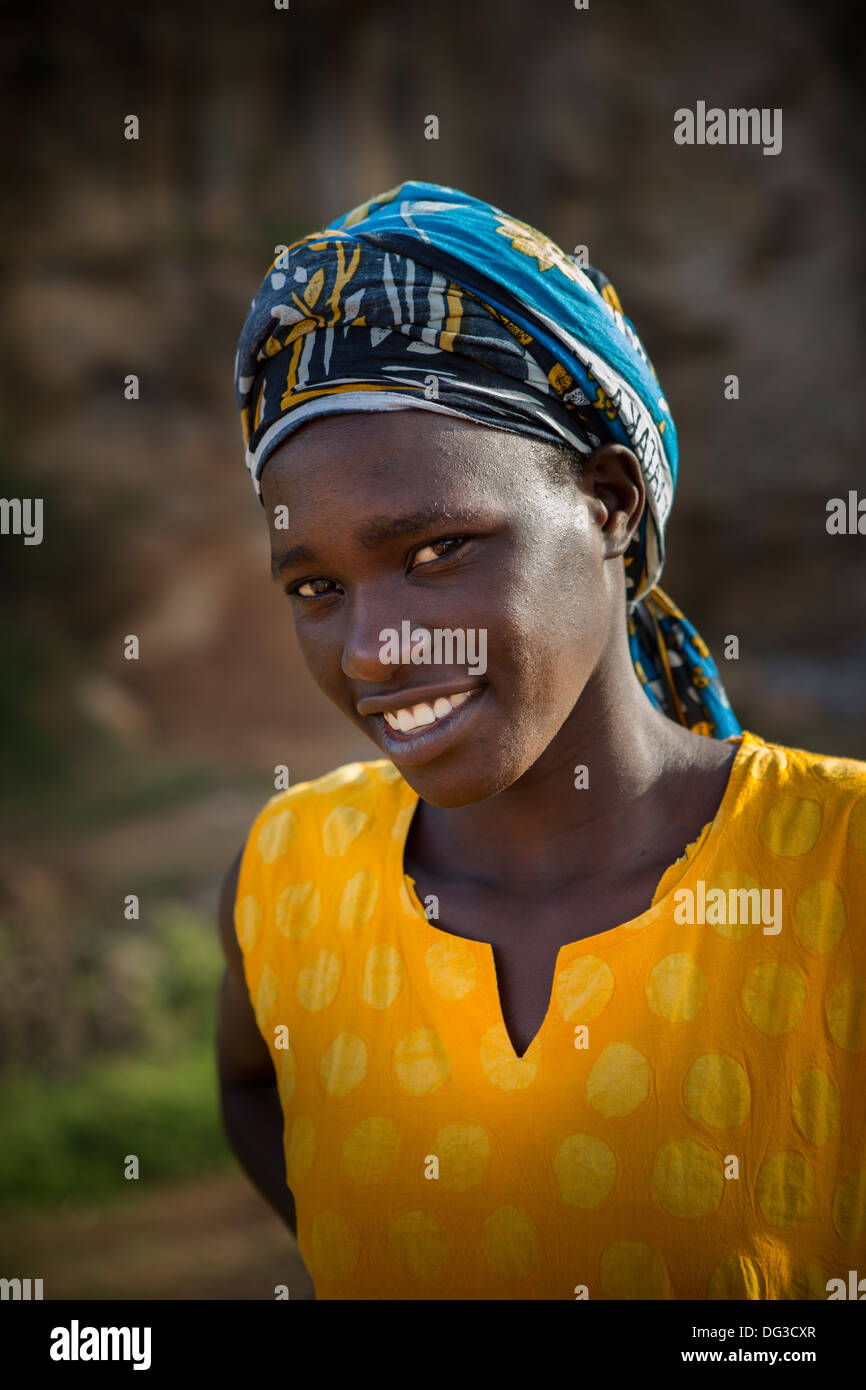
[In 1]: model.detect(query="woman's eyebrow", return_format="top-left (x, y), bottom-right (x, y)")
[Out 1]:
top-left (355, 507), bottom-right (463, 548)
top-left (271, 543), bottom-right (317, 581)
top-left (271, 507), bottom-right (468, 579)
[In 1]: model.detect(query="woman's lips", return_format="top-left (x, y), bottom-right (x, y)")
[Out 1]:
top-left (383, 688), bottom-right (472, 733)
top-left (373, 686), bottom-right (487, 765)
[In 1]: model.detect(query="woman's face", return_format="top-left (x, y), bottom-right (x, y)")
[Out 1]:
top-left (261, 409), bottom-right (640, 807)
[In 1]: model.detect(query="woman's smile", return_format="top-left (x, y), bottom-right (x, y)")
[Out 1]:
top-left (364, 683), bottom-right (487, 765)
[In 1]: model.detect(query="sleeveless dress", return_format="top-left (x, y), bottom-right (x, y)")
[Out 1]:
top-left (233, 730), bottom-right (866, 1300)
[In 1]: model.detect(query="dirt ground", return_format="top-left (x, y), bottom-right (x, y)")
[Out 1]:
top-left (0, 1173), bottom-right (316, 1301)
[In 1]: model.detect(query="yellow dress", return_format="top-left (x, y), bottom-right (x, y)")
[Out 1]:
top-left (233, 730), bottom-right (866, 1300)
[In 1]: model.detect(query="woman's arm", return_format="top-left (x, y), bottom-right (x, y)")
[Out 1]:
top-left (216, 845), bottom-right (298, 1238)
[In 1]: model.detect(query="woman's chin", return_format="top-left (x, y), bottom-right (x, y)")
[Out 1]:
top-left (398, 757), bottom-right (525, 808)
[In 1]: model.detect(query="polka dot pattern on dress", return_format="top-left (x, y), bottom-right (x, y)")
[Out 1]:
top-left (229, 735), bottom-right (866, 1299)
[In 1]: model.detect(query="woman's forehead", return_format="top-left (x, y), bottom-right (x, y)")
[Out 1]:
top-left (266, 408), bottom-right (509, 460)
top-left (261, 410), bottom-right (549, 500)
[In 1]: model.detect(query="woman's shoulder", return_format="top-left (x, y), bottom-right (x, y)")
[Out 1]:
top-left (736, 730), bottom-right (866, 861)
top-left (241, 757), bottom-right (412, 866)
top-left (741, 729), bottom-right (866, 800)
top-left (233, 759), bottom-right (414, 957)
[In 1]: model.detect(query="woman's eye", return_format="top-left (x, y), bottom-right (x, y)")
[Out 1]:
top-left (294, 578), bottom-right (336, 598)
top-left (289, 540), bottom-right (466, 596)
top-left (411, 537), bottom-right (465, 568)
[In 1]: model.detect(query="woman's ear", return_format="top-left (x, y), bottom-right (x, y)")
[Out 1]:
top-left (580, 444), bottom-right (645, 558)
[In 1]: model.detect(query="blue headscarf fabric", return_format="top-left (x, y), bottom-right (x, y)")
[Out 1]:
top-left (234, 179), bottom-right (739, 739)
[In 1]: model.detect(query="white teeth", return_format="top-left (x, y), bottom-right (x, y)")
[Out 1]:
top-left (412, 703), bottom-right (437, 726)
top-left (383, 689), bottom-right (475, 733)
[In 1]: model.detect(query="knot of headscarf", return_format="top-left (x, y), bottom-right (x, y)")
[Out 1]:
top-left (234, 179), bottom-right (739, 739)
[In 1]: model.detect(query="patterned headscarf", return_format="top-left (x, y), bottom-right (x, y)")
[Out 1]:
top-left (234, 179), bottom-right (739, 738)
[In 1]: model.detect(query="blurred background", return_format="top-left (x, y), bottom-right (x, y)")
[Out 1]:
top-left (0, 0), bottom-right (863, 1298)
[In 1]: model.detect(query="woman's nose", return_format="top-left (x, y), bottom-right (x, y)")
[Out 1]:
top-left (341, 600), bottom-right (418, 683)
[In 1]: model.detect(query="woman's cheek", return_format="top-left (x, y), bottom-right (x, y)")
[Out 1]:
top-left (294, 625), bottom-right (337, 692)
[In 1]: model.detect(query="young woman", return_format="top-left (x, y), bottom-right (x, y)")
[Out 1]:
top-left (217, 180), bottom-right (866, 1301)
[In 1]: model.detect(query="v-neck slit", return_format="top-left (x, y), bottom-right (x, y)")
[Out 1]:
top-left (389, 731), bottom-right (753, 1065)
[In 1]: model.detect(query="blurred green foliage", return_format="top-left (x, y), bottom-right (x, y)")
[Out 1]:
top-left (0, 1045), bottom-right (233, 1210)
top-left (130, 903), bottom-right (225, 1057)
top-left (0, 904), bottom-right (234, 1210)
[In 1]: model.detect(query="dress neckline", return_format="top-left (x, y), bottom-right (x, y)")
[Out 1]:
top-left (388, 729), bottom-right (758, 1061)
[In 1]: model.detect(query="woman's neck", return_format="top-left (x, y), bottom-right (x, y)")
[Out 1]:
top-left (404, 662), bottom-right (738, 896)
